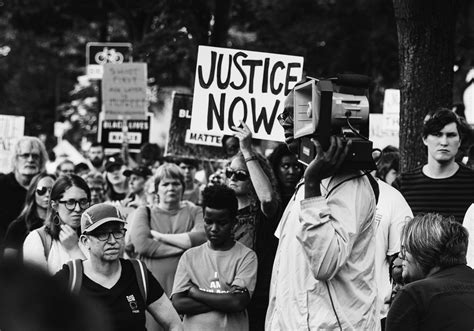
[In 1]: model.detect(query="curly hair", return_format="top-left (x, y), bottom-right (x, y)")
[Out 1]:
top-left (202, 184), bottom-right (238, 218)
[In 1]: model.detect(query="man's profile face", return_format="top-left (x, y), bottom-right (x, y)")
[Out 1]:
top-left (279, 91), bottom-right (299, 154)
top-left (423, 122), bottom-right (460, 164)
top-left (16, 141), bottom-right (41, 177)
top-left (88, 146), bottom-right (104, 167)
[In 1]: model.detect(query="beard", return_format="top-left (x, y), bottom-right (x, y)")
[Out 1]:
top-left (90, 157), bottom-right (104, 167)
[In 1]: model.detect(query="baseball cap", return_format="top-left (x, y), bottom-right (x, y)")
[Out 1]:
top-left (81, 203), bottom-right (126, 234)
top-left (105, 155), bottom-right (124, 172)
top-left (123, 166), bottom-right (152, 178)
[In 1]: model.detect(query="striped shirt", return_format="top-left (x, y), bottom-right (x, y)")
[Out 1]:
top-left (398, 164), bottom-right (474, 223)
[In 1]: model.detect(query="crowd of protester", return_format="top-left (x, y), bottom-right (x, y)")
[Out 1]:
top-left (1, 93), bottom-right (474, 330)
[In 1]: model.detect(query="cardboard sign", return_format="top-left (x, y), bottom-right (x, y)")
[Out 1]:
top-left (369, 114), bottom-right (399, 149)
top-left (102, 63), bottom-right (147, 120)
top-left (190, 46), bottom-right (304, 141)
top-left (100, 117), bottom-right (150, 154)
top-left (0, 115), bottom-right (25, 173)
top-left (165, 92), bottom-right (226, 161)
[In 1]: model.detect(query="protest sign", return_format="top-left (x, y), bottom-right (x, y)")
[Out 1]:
top-left (102, 63), bottom-right (147, 120)
top-left (165, 92), bottom-right (226, 161)
top-left (369, 114), bottom-right (399, 149)
top-left (190, 46), bottom-right (304, 141)
top-left (100, 116), bottom-right (150, 154)
top-left (0, 115), bottom-right (25, 173)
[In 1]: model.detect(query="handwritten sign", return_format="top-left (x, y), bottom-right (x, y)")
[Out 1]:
top-left (102, 63), bottom-right (147, 120)
top-left (369, 114), bottom-right (399, 149)
top-left (0, 115), bottom-right (25, 173)
top-left (190, 46), bottom-right (304, 141)
top-left (165, 92), bottom-right (226, 161)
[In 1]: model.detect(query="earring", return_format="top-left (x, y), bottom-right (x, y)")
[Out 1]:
top-left (53, 213), bottom-right (61, 226)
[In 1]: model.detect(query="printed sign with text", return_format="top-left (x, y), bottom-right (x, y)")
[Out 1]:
top-left (190, 46), bottom-right (304, 141)
top-left (166, 92), bottom-right (226, 161)
top-left (102, 63), bottom-right (147, 120)
top-left (0, 115), bottom-right (25, 173)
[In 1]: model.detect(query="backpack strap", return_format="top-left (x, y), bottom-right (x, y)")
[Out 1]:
top-left (366, 172), bottom-right (380, 205)
top-left (66, 259), bottom-right (83, 295)
top-left (37, 226), bottom-right (52, 260)
top-left (130, 259), bottom-right (148, 303)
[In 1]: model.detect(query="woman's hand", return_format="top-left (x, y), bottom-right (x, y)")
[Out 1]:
top-left (231, 121), bottom-right (253, 155)
top-left (59, 224), bottom-right (80, 251)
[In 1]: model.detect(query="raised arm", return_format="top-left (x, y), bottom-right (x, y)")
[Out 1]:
top-left (130, 206), bottom-right (184, 257)
top-left (297, 136), bottom-right (375, 280)
top-left (232, 121), bottom-right (279, 219)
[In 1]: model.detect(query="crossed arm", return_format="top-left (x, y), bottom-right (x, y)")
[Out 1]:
top-left (172, 285), bottom-right (251, 315)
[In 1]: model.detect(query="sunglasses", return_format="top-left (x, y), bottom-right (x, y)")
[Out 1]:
top-left (225, 167), bottom-right (249, 181)
top-left (277, 111), bottom-right (293, 126)
top-left (36, 187), bottom-right (52, 196)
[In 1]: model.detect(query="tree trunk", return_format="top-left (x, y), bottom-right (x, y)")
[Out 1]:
top-left (210, 0), bottom-right (232, 47)
top-left (392, 0), bottom-right (458, 172)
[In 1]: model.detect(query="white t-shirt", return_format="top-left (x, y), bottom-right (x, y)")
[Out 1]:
top-left (374, 180), bottom-right (413, 318)
top-left (23, 229), bottom-right (88, 275)
top-left (463, 204), bottom-right (474, 268)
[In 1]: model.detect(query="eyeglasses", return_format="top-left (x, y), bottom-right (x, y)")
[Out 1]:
top-left (18, 153), bottom-right (40, 161)
top-left (36, 187), bottom-right (52, 196)
top-left (57, 199), bottom-right (90, 211)
top-left (225, 167), bottom-right (249, 181)
top-left (90, 229), bottom-right (126, 241)
top-left (277, 111), bottom-right (293, 126)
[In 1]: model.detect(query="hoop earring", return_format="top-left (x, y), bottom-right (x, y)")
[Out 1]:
top-left (53, 213), bottom-right (61, 226)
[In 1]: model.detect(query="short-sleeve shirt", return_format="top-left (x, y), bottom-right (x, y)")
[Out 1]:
top-left (54, 259), bottom-right (164, 331)
top-left (172, 241), bottom-right (258, 331)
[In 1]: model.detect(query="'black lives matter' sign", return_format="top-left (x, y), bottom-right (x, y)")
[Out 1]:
top-left (190, 46), bottom-right (304, 142)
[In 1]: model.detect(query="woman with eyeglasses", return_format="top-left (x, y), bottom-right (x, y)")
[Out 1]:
top-left (3, 173), bottom-right (56, 261)
top-left (23, 174), bottom-right (91, 274)
top-left (227, 121), bottom-right (281, 331)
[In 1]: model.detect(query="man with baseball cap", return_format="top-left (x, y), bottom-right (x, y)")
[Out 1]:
top-left (54, 203), bottom-right (182, 331)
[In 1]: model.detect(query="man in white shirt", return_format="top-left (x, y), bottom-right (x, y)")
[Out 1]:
top-left (374, 179), bottom-right (412, 327)
top-left (266, 89), bottom-right (379, 330)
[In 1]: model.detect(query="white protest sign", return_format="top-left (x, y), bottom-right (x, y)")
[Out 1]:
top-left (0, 115), bottom-right (25, 173)
top-left (369, 114), bottom-right (399, 149)
top-left (102, 63), bottom-right (147, 120)
top-left (185, 129), bottom-right (223, 147)
top-left (190, 46), bottom-right (304, 141)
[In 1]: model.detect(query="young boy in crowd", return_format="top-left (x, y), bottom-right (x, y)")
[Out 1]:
top-left (171, 184), bottom-right (257, 331)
